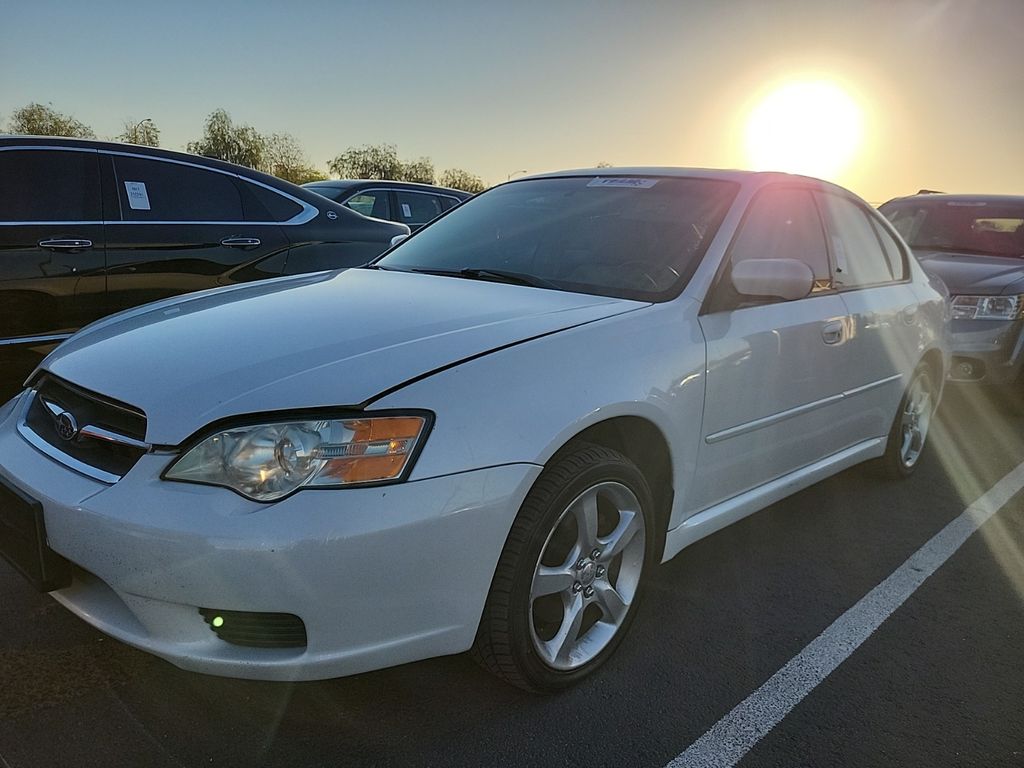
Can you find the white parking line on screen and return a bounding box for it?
[667,460,1024,768]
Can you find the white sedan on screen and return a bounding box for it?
[0,169,948,691]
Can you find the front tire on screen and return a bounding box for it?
[472,444,656,692]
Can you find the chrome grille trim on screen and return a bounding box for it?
[18,411,122,484]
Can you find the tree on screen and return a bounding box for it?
[6,102,95,138]
[264,132,326,184]
[400,157,435,184]
[187,109,266,169]
[328,143,403,180]
[116,118,160,147]
[439,168,487,194]
[595,161,613,168]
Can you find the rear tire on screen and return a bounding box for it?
[472,444,656,692]
[876,367,935,479]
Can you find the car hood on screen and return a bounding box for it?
[913,250,1024,295]
[42,269,645,444]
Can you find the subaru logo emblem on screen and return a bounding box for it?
[55,411,79,441]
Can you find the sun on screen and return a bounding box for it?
[744,79,864,181]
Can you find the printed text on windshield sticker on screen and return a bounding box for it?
[587,178,659,189]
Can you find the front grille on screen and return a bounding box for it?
[23,374,148,479]
[199,608,308,649]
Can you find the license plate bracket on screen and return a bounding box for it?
[0,477,72,592]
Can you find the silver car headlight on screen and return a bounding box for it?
[164,413,430,501]
[950,294,1024,321]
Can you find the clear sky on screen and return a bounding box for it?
[2,0,1022,202]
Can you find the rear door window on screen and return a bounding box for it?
[867,216,907,281]
[395,191,444,226]
[818,192,896,287]
[0,149,102,221]
[112,155,244,222]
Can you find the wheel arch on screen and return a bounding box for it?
[552,415,674,559]
[919,346,946,400]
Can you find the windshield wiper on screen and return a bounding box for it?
[458,268,558,289]
[360,263,411,272]
[402,267,558,289]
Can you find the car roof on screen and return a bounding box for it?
[516,166,854,195]
[882,192,1024,206]
[303,179,470,197]
[0,133,316,193]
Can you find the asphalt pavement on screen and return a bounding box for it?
[0,386,1021,767]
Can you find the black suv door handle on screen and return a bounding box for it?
[220,237,262,249]
[38,238,93,252]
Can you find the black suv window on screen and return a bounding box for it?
[0,149,101,222]
[395,191,444,225]
[345,190,390,219]
[728,187,832,292]
[113,155,243,222]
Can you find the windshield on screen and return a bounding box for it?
[881,199,1024,257]
[374,176,738,301]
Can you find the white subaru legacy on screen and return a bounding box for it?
[0,169,948,691]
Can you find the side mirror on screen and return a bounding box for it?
[390,233,409,248]
[730,258,814,301]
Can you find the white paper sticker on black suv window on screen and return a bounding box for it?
[586,178,658,189]
[124,181,151,210]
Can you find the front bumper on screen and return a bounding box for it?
[946,317,1024,386]
[0,392,541,680]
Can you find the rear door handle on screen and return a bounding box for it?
[822,320,845,345]
[220,237,262,249]
[38,238,93,252]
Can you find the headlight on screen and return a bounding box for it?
[950,294,1024,321]
[164,414,429,501]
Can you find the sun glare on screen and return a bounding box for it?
[744,80,864,182]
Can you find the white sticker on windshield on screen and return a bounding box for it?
[401,203,413,218]
[587,177,658,189]
[124,181,151,210]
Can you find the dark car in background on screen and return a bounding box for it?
[880,193,1024,395]
[0,136,409,397]
[303,179,470,231]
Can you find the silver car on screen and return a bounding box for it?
[0,169,948,691]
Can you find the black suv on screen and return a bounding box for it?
[303,179,470,231]
[880,192,1024,394]
[0,136,409,397]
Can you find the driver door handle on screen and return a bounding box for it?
[822,320,845,345]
